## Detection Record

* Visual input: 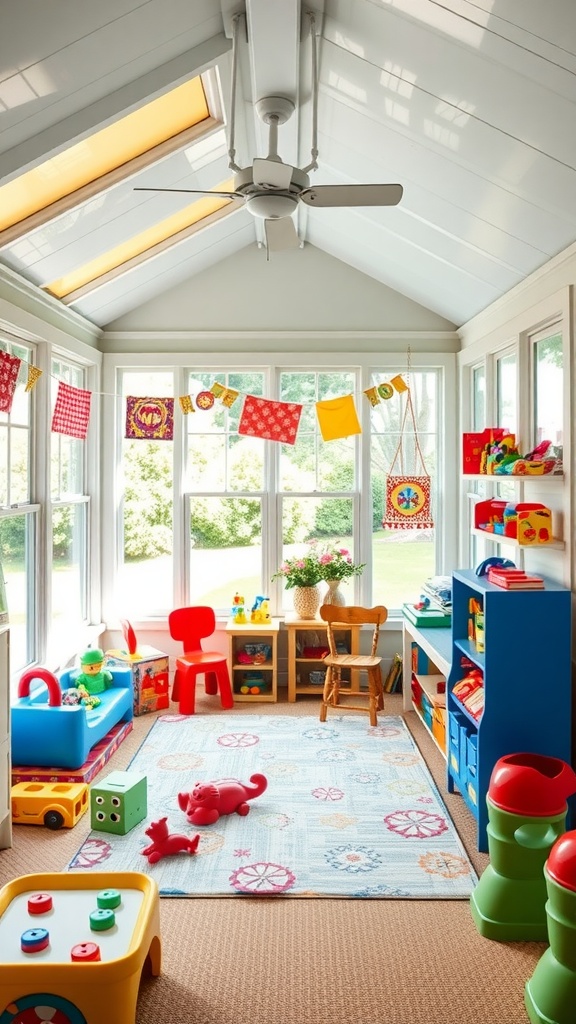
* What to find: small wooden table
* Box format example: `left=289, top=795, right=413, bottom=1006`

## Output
left=225, top=618, right=281, bottom=703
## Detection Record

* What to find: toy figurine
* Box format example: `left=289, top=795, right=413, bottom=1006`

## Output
left=141, top=817, right=200, bottom=864
left=178, top=773, right=268, bottom=825
left=62, top=684, right=101, bottom=709
left=71, top=647, right=114, bottom=696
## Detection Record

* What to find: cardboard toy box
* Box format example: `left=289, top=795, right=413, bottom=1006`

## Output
left=106, top=646, right=170, bottom=715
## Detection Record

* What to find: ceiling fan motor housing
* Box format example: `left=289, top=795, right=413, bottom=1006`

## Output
left=234, top=165, right=310, bottom=219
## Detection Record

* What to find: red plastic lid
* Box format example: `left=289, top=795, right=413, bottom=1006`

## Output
left=27, top=893, right=53, bottom=915
left=547, top=832, right=576, bottom=892
left=71, top=941, right=101, bottom=962
left=488, top=753, right=576, bottom=816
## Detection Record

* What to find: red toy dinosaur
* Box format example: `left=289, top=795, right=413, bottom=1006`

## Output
left=141, top=817, right=200, bottom=864
left=178, top=773, right=268, bottom=825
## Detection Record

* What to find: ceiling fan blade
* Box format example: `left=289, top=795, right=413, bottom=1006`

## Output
left=264, top=217, right=300, bottom=258
left=299, top=183, right=403, bottom=208
left=253, top=159, right=293, bottom=190
left=133, top=187, right=241, bottom=200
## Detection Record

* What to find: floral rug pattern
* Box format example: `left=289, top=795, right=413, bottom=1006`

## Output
left=68, top=714, right=478, bottom=898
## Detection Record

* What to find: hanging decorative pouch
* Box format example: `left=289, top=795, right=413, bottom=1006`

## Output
left=382, top=389, right=434, bottom=530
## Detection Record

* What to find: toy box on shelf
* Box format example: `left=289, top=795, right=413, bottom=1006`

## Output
left=473, top=499, right=553, bottom=545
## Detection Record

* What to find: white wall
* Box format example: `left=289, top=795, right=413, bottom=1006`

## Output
left=102, top=244, right=458, bottom=339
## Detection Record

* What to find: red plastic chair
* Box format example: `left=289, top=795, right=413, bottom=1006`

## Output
left=168, top=606, right=234, bottom=715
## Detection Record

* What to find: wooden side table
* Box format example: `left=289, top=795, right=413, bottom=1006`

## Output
left=284, top=614, right=361, bottom=702
left=225, top=618, right=281, bottom=703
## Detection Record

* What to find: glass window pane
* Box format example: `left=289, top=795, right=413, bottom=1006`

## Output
left=279, top=497, right=357, bottom=613
left=119, top=370, right=174, bottom=616
left=496, top=352, right=517, bottom=434
left=370, top=370, right=437, bottom=610
left=51, top=502, right=87, bottom=647
left=186, top=372, right=265, bottom=492
left=472, top=365, right=485, bottom=430
left=534, top=333, right=563, bottom=447
left=0, top=511, right=36, bottom=679
left=189, top=498, right=263, bottom=607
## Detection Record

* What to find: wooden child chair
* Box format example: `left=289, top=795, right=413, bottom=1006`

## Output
left=168, top=606, right=234, bottom=715
left=319, top=604, right=388, bottom=727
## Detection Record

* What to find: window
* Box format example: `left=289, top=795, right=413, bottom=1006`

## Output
left=278, top=370, right=359, bottom=614
left=496, top=350, right=517, bottom=435
left=370, top=370, right=438, bottom=609
left=105, top=356, right=452, bottom=621
left=116, top=370, right=174, bottom=619
left=472, top=364, right=485, bottom=430
left=49, top=357, right=90, bottom=661
left=186, top=370, right=266, bottom=611
left=532, top=329, right=563, bottom=449
left=0, top=336, right=37, bottom=673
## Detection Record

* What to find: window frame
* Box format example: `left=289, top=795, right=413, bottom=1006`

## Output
left=102, top=351, right=456, bottom=626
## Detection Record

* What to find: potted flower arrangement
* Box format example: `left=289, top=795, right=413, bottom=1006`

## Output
left=315, top=542, right=365, bottom=606
left=272, top=541, right=365, bottom=617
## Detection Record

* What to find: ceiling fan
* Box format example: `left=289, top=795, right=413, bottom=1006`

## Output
left=134, top=10, right=403, bottom=257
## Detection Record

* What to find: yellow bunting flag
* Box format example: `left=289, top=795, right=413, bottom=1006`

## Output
left=179, top=394, right=195, bottom=414
left=210, top=381, right=226, bottom=398
left=364, top=386, right=380, bottom=407
left=25, top=365, right=43, bottom=392
left=390, top=374, right=408, bottom=393
left=221, top=388, right=239, bottom=408
left=378, top=382, right=394, bottom=400
left=315, top=395, right=361, bottom=442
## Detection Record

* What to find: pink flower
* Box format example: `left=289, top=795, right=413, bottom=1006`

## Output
left=338, top=548, right=350, bottom=557
left=319, top=554, right=334, bottom=565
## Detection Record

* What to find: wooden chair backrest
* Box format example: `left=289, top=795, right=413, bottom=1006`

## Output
left=319, top=604, right=388, bottom=658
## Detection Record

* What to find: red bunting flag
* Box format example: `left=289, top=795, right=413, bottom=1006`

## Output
left=238, top=396, right=302, bottom=445
left=0, top=351, right=21, bottom=412
left=51, top=381, right=92, bottom=440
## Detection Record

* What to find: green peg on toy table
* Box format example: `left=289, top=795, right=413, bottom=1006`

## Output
left=73, top=646, right=114, bottom=695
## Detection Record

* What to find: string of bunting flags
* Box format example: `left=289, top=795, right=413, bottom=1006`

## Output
left=0, top=349, right=409, bottom=444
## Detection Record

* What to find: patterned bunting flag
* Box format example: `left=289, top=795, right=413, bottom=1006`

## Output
left=0, top=351, right=21, bottom=412
left=25, top=365, right=43, bottom=392
left=179, top=395, right=195, bottom=414
left=238, top=396, right=302, bottom=444
left=51, top=381, right=92, bottom=439
left=126, top=397, right=174, bottom=440
left=315, top=395, right=361, bottom=441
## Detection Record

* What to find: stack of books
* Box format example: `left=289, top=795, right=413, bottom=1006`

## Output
left=486, top=567, right=544, bottom=590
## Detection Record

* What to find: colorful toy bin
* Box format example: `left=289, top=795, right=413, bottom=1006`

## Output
left=470, top=753, right=576, bottom=941
left=525, top=831, right=576, bottom=1024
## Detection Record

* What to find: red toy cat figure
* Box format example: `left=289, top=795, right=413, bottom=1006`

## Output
left=178, top=773, right=268, bottom=825
left=141, top=816, right=200, bottom=864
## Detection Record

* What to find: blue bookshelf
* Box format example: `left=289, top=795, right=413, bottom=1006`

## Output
left=446, top=569, right=572, bottom=852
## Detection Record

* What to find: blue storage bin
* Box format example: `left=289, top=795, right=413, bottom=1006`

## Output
left=466, top=733, right=478, bottom=807
left=449, top=710, right=466, bottom=777
left=421, top=694, right=433, bottom=731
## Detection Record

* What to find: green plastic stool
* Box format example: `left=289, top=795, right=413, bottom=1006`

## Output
left=525, top=832, right=576, bottom=1024
left=470, top=753, right=576, bottom=942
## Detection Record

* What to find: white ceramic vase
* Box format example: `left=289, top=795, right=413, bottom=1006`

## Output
left=322, top=579, right=346, bottom=607
left=292, top=585, right=321, bottom=619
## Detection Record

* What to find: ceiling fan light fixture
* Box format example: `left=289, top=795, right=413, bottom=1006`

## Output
left=245, top=193, right=298, bottom=219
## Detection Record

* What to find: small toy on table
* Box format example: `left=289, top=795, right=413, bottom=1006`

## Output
left=141, top=817, right=200, bottom=864
left=231, top=593, right=247, bottom=624
left=250, top=595, right=271, bottom=623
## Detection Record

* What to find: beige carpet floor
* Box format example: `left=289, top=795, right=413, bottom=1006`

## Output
left=2, top=694, right=543, bottom=1023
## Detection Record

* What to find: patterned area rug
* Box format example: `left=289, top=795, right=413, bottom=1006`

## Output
left=68, top=714, right=478, bottom=898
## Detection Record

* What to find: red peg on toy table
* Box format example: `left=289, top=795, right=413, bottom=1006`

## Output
left=120, top=618, right=139, bottom=660
left=141, top=817, right=200, bottom=864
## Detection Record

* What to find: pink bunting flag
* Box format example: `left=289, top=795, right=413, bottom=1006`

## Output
left=238, top=396, right=303, bottom=445
left=0, top=351, right=21, bottom=412
left=51, top=381, right=92, bottom=440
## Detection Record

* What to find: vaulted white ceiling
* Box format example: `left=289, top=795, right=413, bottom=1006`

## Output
left=1, top=0, right=575, bottom=330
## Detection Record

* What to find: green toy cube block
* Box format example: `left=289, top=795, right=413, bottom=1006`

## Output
left=90, top=770, right=147, bottom=835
